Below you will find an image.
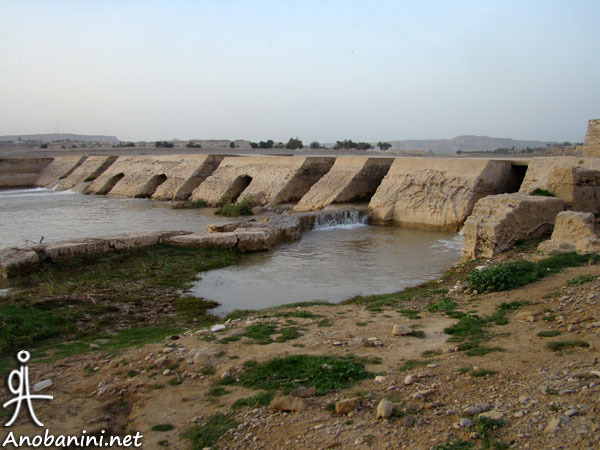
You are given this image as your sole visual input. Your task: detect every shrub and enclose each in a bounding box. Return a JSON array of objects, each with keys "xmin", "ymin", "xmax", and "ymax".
[
  {"xmin": 466, "ymin": 253, "xmax": 591, "ymax": 293},
  {"xmin": 285, "ymin": 137, "xmax": 303, "ymax": 150}
]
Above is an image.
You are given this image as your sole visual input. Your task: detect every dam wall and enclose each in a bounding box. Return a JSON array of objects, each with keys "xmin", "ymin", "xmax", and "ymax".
[
  {"xmin": 293, "ymin": 157, "xmax": 393, "ymax": 212},
  {"xmin": 34, "ymin": 155, "xmax": 86, "ymax": 187},
  {"xmin": 56, "ymin": 156, "xmax": 118, "ymax": 191},
  {"xmin": 368, "ymin": 158, "xmax": 523, "ymax": 231},
  {"xmin": 189, "ymin": 156, "xmax": 335, "ymax": 206},
  {"xmin": 85, "ymin": 155, "xmax": 225, "ymax": 199},
  {"xmin": 0, "ymin": 157, "xmax": 52, "ymax": 189}
]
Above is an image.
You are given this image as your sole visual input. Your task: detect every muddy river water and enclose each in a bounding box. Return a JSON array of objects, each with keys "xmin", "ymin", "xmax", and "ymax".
[{"xmin": 1, "ymin": 188, "xmax": 461, "ymax": 313}]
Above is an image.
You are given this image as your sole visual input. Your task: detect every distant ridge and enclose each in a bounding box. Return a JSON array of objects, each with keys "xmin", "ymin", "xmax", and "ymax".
[
  {"xmin": 386, "ymin": 135, "xmax": 553, "ymax": 153},
  {"xmin": 0, "ymin": 133, "xmax": 119, "ymax": 143}
]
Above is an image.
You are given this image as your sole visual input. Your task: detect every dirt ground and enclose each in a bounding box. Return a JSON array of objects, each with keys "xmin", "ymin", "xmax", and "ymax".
[{"xmin": 2, "ymin": 259, "xmax": 600, "ymax": 449}]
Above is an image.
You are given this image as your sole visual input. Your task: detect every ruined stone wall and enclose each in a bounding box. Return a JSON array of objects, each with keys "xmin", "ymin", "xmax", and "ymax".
[
  {"xmin": 0, "ymin": 157, "xmax": 52, "ymax": 188},
  {"xmin": 293, "ymin": 157, "xmax": 393, "ymax": 212},
  {"xmin": 583, "ymin": 119, "xmax": 600, "ymax": 156},
  {"xmin": 190, "ymin": 156, "xmax": 335, "ymax": 206},
  {"xmin": 368, "ymin": 158, "xmax": 519, "ymax": 231},
  {"xmin": 519, "ymin": 157, "xmax": 600, "ymax": 213}
]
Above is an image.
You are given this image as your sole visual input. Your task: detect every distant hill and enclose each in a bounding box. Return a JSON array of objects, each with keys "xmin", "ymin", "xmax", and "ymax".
[
  {"xmin": 386, "ymin": 135, "xmax": 553, "ymax": 153},
  {"xmin": 0, "ymin": 133, "xmax": 119, "ymax": 144}
]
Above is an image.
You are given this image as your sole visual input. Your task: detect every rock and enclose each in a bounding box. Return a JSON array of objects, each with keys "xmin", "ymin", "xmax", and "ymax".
[
  {"xmin": 270, "ymin": 395, "xmax": 312, "ymax": 412},
  {"xmin": 33, "ymin": 379, "xmax": 53, "ymax": 392},
  {"xmin": 367, "ymin": 337, "xmax": 383, "ymax": 347},
  {"xmin": 392, "ymin": 325, "xmax": 413, "ymax": 336},
  {"xmin": 375, "ymin": 376, "xmax": 387, "ymax": 383},
  {"xmin": 163, "ymin": 369, "xmax": 171, "ymax": 376},
  {"xmin": 290, "ymin": 386, "xmax": 316, "ymax": 398},
  {"xmin": 539, "ymin": 210, "xmax": 600, "ymax": 255},
  {"xmin": 544, "ymin": 417, "xmax": 562, "ymax": 434},
  {"xmin": 89, "ymin": 343, "xmax": 100, "ymax": 350},
  {"xmin": 335, "ymin": 398, "xmax": 361, "ymax": 415},
  {"xmin": 459, "ymin": 418, "xmax": 473, "ymax": 428},
  {"xmin": 404, "ymin": 375, "xmax": 416, "ymax": 385},
  {"xmin": 163, "ymin": 347, "xmax": 174, "ymax": 354},
  {"xmin": 417, "ymin": 371, "xmax": 430, "ymax": 378},
  {"xmin": 463, "ymin": 403, "xmax": 492, "ymax": 416},
  {"xmin": 515, "ymin": 311, "xmax": 540, "ymax": 322},
  {"xmin": 559, "ymin": 389, "xmax": 575, "ymax": 396},
  {"xmin": 402, "ymin": 415, "xmax": 417, "ymax": 428},
  {"xmin": 565, "ymin": 408, "xmax": 579, "ymax": 417},
  {"xmin": 376, "ymin": 399, "xmax": 394, "ymax": 419},
  {"xmin": 155, "ymin": 356, "xmax": 169, "ymax": 366},
  {"xmin": 210, "ymin": 324, "xmax": 226, "ymax": 332},
  {"xmin": 461, "ymin": 193, "xmax": 564, "ymax": 261},
  {"xmin": 411, "ymin": 389, "xmax": 435, "ymax": 400},
  {"xmin": 479, "ymin": 410, "xmax": 504, "ymax": 421}
]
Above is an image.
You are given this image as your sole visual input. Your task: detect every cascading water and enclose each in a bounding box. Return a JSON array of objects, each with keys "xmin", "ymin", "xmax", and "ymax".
[{"xmin": 312, "ymin": 209, "xmax": 368, "ymax": 230}]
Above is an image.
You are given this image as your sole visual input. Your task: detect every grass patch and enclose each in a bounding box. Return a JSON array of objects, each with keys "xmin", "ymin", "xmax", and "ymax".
[
  {"xmin": 231, "ymin": 391, "xmax": 273, "ymax": 409},
  {"xmin": 433, "ymin": 440, "xmax": 474, "ymax": 449},
  {"xmin": 317, "ymin": 318, "xmax": 332, "ymax": 327},
  {"xmin": 466, "ymin": 253, "xmax": 592, "ymax": 293},
  {"xmin": 537, "ymin": 330, "xmax": 561, "ymax": 338},
  {"xmin": 567, "ymin": 274, "xmax": 596, "ymax": 286},
  {"xmin": 1, "ymin": 245, "xmax": 239, "ymax": 359},
  {"xmin": 547, "ymin": 340, "xmax": 589, "ymax": 352},
  {"xmin": 221, "ymin": 323, "xmax": 303, "ymax": 345},
  {"xmin": 233, "ymin": 355, "xmax": 373, "ymax": 394},
  {"xmin": 206, "ymin": 387, "xmax": 229, "ymax": 397},
  {"xmin": 181, "ymin": 413, "xmax": 238, "ymax": 449},
  {"xmin": 342, "ymin": 281, "xmax": 439, "ymax": 311},
  {"xmin": 172, "ymin": 199, "xmax": 207, "ymax": 209},
  {"xmin": 356, "ymin": 322, "xmax": 367, "ymax": 327},
  {"xmin": 152, "ymin": 424, "xmax": 174, "ymax": 432},
  {"xmin": 215, "ymin": 196, "xmax": 256, "ymax": 216},
  {"xmin": 397, "ymin": 309, "xmax": 422, "ymax": 320},
  {"xmin": 399, "ymin": 360, "xmax": 426, "ymax": 372},
  {"xmin": 421, "ymin": 349, "xmax": 442, "ymax": 357},
  {"xmin": 425, "ymin": 298, "xmax": 457, "ymax": 313}
]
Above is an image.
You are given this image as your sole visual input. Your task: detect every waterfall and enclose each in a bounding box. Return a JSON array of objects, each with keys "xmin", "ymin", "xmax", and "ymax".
[{"xmin": 312, "ymin": 209, "xmax": 368, "ymax": 230}]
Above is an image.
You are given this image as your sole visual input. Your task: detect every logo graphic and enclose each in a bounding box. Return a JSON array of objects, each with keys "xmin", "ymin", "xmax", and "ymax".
[{"xmin": 3, "ymin": 350, "xmax": 53, "ymax": 427}]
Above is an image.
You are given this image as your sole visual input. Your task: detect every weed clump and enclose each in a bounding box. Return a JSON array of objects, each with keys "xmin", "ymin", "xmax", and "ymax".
[
  {"xmin": 567, "ymin": 274, "xmax": 596, "ymax": 286},
  {"xmin": 215, "ymin": 196, "xmax": 256, "ymax": 216},
  {"xmin": 537, "ymin": 330, "xmax": 561, "ymax": 338}
]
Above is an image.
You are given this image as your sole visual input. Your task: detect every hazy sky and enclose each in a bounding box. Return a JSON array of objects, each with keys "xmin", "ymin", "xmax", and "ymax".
[{"xmin": 1, "ymin": 0, "xmax": 599, "ymax": 142}]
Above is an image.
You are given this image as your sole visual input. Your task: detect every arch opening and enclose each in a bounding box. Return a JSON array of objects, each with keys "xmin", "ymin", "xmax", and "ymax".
[
  {"xmin": 136, "ymin": 173, "xmax": 168, "ymax": 198},
  {"xmin": 95, "ymin": 173, "xmax": 124, "ymax": 195}
]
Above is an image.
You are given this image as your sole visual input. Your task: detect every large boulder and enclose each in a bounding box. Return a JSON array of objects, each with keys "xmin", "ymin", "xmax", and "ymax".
[
  {"xmin": 0, "ymin": 248, "xmax": 40, "ymax": 278},
  {"xmin": 461, "ymin": 193, "xmax": 564, "ymax": 261},
  {"xmin": 538, "ymin": 211, "xmax": 600, "ymax": 254}
]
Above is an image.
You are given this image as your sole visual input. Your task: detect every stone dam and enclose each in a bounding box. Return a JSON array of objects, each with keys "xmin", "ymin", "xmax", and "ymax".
[{"xmin": 1, "ymin": 119, "xmax": 600, "ymax": 277}]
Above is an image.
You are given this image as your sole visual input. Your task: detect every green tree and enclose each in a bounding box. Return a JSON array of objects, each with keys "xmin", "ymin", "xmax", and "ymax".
[
  {"xmin": 309, "ymin": 141, "xmax": 321, "ymax": 149},
  {"xmin": 377, "ymin": 142, "xmax": 391, "ymax": 151},
  {"xmin": 286, "ymin": 137, "xmax": 303, "ymax": 150}
]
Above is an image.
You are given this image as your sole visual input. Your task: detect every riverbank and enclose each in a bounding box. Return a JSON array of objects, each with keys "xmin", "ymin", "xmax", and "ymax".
[{"xmin": 2, "ymin": 242, "xmax": 599, "ymax": 449}]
